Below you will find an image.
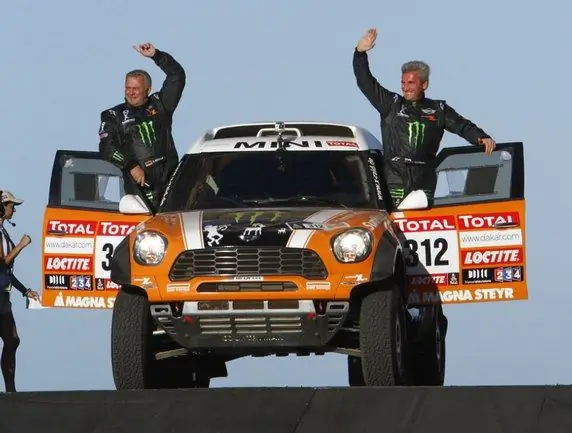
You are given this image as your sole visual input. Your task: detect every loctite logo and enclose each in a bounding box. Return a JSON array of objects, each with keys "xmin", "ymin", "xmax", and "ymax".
[
  {"xmin": 44, "ymin": 256, "xmax": 93, "ymax": 272},
  {"xmin": 408, "ymin": 274, "xmax": 448, "ymax": 285},
  {"xmin": 97, "ymin": 222, "xmax": 138, "ymax": 236},
  {"xmin": 393, "ymin": 216, "xmax": 456, "ymax": 232},
  {"xmin": 457, "ymin": 212, "xmax": 520, "ymax": 230},
  {"xmin": 462, "ymin": 248, "xmax": 522, "ymax": 265},
  {"xmin": 47, "ymin": 220, "xmax": 97, "ymax": 236}
]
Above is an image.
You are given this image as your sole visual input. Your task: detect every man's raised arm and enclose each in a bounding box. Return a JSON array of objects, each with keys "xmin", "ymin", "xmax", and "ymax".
[{"xmin": 353, "ymin": 28, "xmax": 398, "ymax": 118}]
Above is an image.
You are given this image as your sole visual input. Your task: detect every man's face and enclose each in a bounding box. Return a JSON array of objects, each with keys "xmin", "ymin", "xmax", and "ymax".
[
  {"xmin": 401, "ymin": 71, "xmax": 428, "ymax": 101},
  {"xmin": 124, "ymin": 75, "xmax": 149, "ymax": 107},
  {"xmin": 2, "ymin": 202, "xmax": 15, "ymax": 220}
]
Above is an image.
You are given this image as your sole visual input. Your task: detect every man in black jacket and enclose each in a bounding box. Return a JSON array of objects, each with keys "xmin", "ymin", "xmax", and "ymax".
[
  {"xmin": 353, "ymin": 28, "xmax": 496, "ymax": 208},
  {"xmin": 98, "ymin": 42, "xmax": 186, "ymax": 209}
]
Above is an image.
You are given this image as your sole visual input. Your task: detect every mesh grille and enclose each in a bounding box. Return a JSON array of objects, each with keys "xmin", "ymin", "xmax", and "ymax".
[{"xmin": 169, "ymin": 247, "xmax": 328, "ymax": 281}]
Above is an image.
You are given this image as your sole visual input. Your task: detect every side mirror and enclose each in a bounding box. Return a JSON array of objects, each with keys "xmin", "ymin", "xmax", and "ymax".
[
  {"xmin": 119, "ymin": 194, "xmax": 151, "ymax": 215},
  {"xmin": 396, "ymin": 190, "xmax": 429, "ymax": 211}
]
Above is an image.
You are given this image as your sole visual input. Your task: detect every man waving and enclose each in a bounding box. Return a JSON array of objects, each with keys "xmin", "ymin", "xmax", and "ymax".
[
  {"xmin": 353, "ymin": 28, "xmax": 496, "ymax": 208},
  {"xmin": 98, "ymin": 42, "xmax": 186, "ymax": 209}
]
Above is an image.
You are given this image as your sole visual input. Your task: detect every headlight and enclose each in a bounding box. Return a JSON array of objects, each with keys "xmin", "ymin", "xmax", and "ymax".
[
  {"xmin": 134, "ymin": 231, "xmax": 167, "ymax": 265},
  {"xmin": 332, "ymin": 229, "xmax": 373, "ymax": 263}
]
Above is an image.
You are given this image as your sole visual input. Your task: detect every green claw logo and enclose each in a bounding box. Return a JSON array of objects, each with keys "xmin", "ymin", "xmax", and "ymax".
[
  {"xmin": 407, "ymin": 121, "xmax": 425, "ymax": 148},
  {"xmin": 137, "ymin": 121, "xmax": 156, "ymax": 146}
]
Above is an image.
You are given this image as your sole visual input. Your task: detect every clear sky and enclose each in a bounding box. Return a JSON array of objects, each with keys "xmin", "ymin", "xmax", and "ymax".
[{"xmin": 1, "ymin": 0, "xmax": 570, "ymax": 391}]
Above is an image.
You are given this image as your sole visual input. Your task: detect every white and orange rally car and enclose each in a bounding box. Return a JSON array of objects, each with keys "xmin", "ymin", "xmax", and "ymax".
[{"xmin": 40, "ymin": 121, "xmax": 527, "ymax": 389}]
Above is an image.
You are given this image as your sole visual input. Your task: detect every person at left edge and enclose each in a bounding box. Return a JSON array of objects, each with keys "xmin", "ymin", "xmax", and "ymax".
[
  {"xmin": 0, "ymin": 191, "xmax": 39, "ymax": 393},
  {"xmin": 98, "ymin": 42, "xmax": 186, "ymax": 209}
]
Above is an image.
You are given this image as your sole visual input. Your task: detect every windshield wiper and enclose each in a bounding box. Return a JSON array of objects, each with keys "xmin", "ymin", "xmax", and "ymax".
[{"xmin": 243, "ymin": 196, "xmax": 348, "ymax": 208}]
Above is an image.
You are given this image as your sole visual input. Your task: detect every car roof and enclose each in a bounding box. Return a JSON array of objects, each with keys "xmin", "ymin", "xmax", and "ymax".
[{"xmin": 184, "ymin": 121, "xmax": 383, "ymax": 154}]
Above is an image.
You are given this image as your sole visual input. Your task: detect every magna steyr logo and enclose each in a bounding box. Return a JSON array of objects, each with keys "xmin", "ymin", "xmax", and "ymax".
[
  {"xmin": 407, "ymin": 121, "xmax": 425, "ymax": 148},
  {"xmin": 137, "ymin": 120, "xmax": 156, "ymax": 146}
]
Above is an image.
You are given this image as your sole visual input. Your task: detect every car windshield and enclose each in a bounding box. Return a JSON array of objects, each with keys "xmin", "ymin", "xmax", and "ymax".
[{"xmin": 160, "ymin": 150, "xmax": 379, "ymax": 211}]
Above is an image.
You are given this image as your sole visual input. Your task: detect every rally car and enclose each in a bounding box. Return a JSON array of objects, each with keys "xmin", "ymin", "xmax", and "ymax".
[{"xmin": 40, "ymin": 121, "xmax": 527, "ymax": 389}]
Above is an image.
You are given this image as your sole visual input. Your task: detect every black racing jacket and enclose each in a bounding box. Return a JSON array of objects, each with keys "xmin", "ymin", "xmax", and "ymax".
[
  {"xmin": 353, "ymin": 49, "xmax": 490, "ymax": 186},
  {"xmin": 98, "ymin": 49, "xmax": 186, "ymax": 195}
]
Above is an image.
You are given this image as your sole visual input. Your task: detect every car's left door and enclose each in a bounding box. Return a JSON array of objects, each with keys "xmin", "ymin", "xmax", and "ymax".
[
  {"xmin": 390, "ymin": 142, "xmax": 527, "ymax": 307},
  {"xmin": 40, "ymin": 150, "xmax": 151, "ymax": 309}
]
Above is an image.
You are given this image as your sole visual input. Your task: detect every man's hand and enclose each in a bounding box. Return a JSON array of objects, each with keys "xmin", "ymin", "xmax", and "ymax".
[
  {"xmin": 130, "ymin": 166, "xmax": 146, "ymax": 186},
  {"xmin": 133, "ymin": 43, "xmax": 157, "ymax": 58},
  {"xmin": 19, "ymin": 235, "xmax": 31, "ymax": 248},
  {"xmin": 479, "ymin": 137, "xmax": 496, "ymax": 155},
  {"xmin": 356, "ymin": 28, "xmax": 377, "ymax": 52},
  {"xmin": 26, "ymin": 290, "xmax": 39, "ymax": 301}
]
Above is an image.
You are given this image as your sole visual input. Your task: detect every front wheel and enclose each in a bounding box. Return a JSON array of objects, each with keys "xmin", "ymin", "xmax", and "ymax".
[
  {"xmin": 359, "ymin": 278, "xmax": 411, "ymax": 386},
  {"xmin": 111, "ymin": 288, "xmax": 154, "ymax": 390}
]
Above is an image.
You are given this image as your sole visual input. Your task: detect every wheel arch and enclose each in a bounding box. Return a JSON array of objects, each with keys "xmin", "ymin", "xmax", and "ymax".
[{"xmin": 349, "ymin": 233, "xmax": 404, "ymax": 305}]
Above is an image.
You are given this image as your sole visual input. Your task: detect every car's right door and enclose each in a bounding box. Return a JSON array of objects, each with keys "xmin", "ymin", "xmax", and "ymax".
[
  {"xmin": 39, "ymin": 150, "xmax": 151, "ymax": 309},
  {"xmin": 390, "ymin": 142, "xmax": 527, "ymax": 306}
]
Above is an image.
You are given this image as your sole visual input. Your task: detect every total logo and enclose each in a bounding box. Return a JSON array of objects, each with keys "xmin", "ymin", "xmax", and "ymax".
[
  {"xmin": 393, "ymin": 216, "xmax": 456, "ymax": 233},
  {"xmin": 97, "ymin": 221, "xmax": 138, "ymax": 236},
  {"xmin": 457, "ymin": 212, "xmax": 520, "ymax": 230},
  {"xmin": 47, "ymin": 220, "xmax": 97, "ymax": 236}
]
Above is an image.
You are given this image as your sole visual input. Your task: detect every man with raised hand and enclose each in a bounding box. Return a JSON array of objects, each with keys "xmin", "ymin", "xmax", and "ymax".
[
  {"xmin": 353, "ymin": 28, "xmax": 496, "ymax": 208},
  {"xmin": 98, "ymin": 42, "xmax": 186, "ymax": 210}
]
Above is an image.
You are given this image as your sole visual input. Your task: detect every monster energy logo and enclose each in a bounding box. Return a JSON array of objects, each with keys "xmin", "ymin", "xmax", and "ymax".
[
  {"xmin": 137, "ymin": 120, "xmax": 156, "ymax": 146},
  {"xmin": 232, "ymin": 211, "xmax": 288, "ymax": 224},
  {"xmin": 407, "ymin": 121, "xmax": 425, "ymax": 148}
]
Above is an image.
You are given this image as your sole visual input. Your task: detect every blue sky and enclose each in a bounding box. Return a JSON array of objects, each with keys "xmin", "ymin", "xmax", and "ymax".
[{"xmin": 1, "ymin": 0, "xmax": 570, "ymax": 391}]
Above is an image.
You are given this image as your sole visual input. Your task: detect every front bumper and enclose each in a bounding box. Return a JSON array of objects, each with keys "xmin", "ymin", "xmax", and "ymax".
[{"xmin": 150, "ymin": 299, "xmax": 349, "ymax": 351}]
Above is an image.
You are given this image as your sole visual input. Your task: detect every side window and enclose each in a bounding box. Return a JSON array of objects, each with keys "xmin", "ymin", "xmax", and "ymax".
[
  {"xmin": 433, "ymin": 149, "xmax": 514, "ymax": 207},
  {"xmin": 59, "ymin": 155, "xmax": 126, "ymax": 211}
]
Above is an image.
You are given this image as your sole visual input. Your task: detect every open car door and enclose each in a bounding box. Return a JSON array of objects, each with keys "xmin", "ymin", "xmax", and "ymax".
[
  {"xmin": 40, "ymin": 150, "xmax": 151, "ymax": 309},
  {"xmin": 390, "ymin": 142, "xmax": 527, "ymax": 306}
]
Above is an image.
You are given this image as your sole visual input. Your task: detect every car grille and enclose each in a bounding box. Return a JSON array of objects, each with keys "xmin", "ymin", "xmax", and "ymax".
[{"xmin": 169, "ymin": 247, "xmax": 328, "ymax": 281}]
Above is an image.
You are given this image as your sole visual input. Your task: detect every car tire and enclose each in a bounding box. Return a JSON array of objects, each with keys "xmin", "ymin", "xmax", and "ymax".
[
  {"xmin": 111, "ymin": 287, "xmax": 154, "ymax": 390},
  {"xmin": 347, "ymin": 355, "xmax": 366, "ymax": 386},
  {"xmin": 359, "ymin": 277, "xmax": 411, "ymax": 386},
  {"xmin": 411, "ymin": 305, "xmax": 447, "ymax": 386}
]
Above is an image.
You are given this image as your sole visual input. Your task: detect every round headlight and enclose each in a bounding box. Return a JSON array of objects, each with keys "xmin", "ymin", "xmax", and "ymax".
[
  {"xmin": 332, "ymin": 229, "xmax": 373, "ymax": 263},
  {"xmin": 134, "ymin": 231, "xmax": 167, "ymax": 265}
]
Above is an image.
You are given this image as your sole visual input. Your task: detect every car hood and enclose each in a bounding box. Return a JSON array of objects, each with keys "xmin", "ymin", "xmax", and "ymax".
[{"xmin": 142, "ymin": 207, "xmax": 391, "ymax": 249}]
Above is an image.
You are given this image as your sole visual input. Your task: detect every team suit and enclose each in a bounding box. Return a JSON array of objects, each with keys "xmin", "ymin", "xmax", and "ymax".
[
  {"xmin": 353, "ymin": 49, "xmax": 491, "ymax": 208},
  {"xmin": 98, "ymin": 50, "xmax": 186, "ymax": 209}
]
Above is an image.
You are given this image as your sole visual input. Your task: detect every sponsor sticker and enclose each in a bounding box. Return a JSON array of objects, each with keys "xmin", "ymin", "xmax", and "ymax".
[
  {"xmin": 45, "ymin": 274, "xmax": 69, "ymax": 290},
  {"xmin": 44, "ymin": 256, "xmax": 93, "ymax": 272},
  {"xmin": 53, "ymin": 291, "xmax": 116, "ymax": 309},
  {"xmin": 166, "ymin": 283, "xmax": 190, "ymax": 293},
  {"xmin": 94, "ymin": 222, "xmax": 138, "ymax": 280},
  {"xmin": 457, "ymin": 212, "xmax": 520, "ymax": 230},
  {"xmin": 407, "ymin": 287, "xmax": 517, "ymax": 305},
  {"xmin": 396, "ymin": 216, "xmax": 460, "ymax": 276},
  {"xmin": 46, "ymin": 220, "xmax": 97, "ymax": 236},
  {"xmin": 44, "ymin": 237, "xmax": 95, "ymax": 255},
  {"xmin": 306, "ymin": 281, "xmax": 331, "ymax": 290},
  {"xmin": 70, "ymin": 275, "xmax": 93, "ymax": 291},
  {"xmin": 462, "ymin": 248, "xmax": 523, "ymax": 266},
  {"xmin": 459, "ymin": 229, "xmax": 522, "ymax": 248}
]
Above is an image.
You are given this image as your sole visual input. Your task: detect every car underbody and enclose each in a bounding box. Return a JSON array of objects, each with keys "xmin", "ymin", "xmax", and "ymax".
[{"xmin": 111, "ymin": 276, "xmax": 447, "ymax": 389}]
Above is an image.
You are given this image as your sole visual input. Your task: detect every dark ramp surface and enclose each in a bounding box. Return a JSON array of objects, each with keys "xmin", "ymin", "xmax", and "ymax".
[{"xmin": 1, "ymin": 386, "xmax": 572, "ymax": 433}]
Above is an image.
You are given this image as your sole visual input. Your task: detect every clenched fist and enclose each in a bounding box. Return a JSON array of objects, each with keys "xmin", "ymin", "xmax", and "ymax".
[
  {"xmin": 19, "ymin": 234, "xmax": 31, "ymax": 247},
  {"xmin": 133, "ymin": 42, "xmax": 157, "ymax": 58},
  {"xmin": 356, "ymin": 28, "xmax": 378, "ymax": 52}
]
